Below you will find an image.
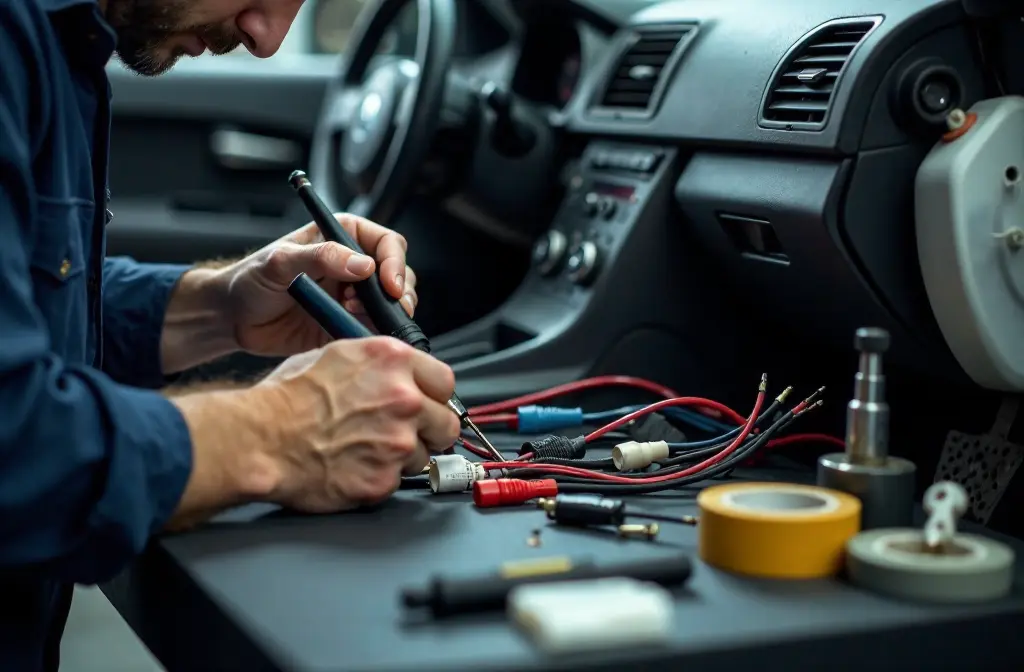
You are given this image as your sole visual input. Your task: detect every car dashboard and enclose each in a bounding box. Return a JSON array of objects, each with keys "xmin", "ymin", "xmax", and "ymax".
[{"xmin": 443, "ymin": 0, "xmax": 989, "ymax": 387}]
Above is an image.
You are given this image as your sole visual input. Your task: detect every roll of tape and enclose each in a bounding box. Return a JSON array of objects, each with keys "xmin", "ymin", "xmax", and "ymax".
[
  {"xmin": 697, "ymin": 482, "xmax": 861, "ymax": 579},
  {"xmin": 846, "ymin": 529, "xmax": 1015, "ymax": 603}
]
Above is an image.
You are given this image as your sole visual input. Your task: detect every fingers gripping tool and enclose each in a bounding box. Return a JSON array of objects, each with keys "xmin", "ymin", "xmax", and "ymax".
[{"xmin": 285, "ymin": 171, "xmax": 502, "ymax": 461}]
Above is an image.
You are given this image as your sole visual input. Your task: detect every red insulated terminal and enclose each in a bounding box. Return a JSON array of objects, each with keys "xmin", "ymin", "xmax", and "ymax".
[{"xmin": 472, "ymin": 479, "xmax": 558, "ymax": 508}]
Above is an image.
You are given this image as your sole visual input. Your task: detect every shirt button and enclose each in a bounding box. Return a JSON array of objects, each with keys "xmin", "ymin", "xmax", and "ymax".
[{"xmin": 59, "ymin": 259, "xmax": 71, "ymax": 277}]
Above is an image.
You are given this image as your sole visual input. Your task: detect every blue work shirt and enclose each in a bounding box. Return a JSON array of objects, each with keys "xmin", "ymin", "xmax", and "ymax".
[{"xmin": 0, "ymin": 1, "xmax": 195, "ymax": 669}]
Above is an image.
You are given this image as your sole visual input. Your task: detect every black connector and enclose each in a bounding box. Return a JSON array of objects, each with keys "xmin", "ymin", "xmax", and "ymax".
[
  {"xmin": 539, "ymin": 494, "xmax": 700, "ymax": 528},
  {"xmin": 539, "ymin": 494, "xmax": 626, "ymax": 527},
  {"xmin": 628, "ymin": 413, "xmax": 687, "ymax": 444},
  {"xmin": 518, "ymin": 435, "xmax": 586, "ymax": 460}
]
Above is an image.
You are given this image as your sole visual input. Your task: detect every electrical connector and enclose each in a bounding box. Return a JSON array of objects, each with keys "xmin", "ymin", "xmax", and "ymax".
[
  {"xmin": 538, "ymin": 494, "xmax": 627, "ymax": 527},
  {"xmin": 627, "ymin": 413, "xmax": 687, "ymax": 444},
  {"xmin": 517, "ymin": 406, "xmax": 584, "ymax": 433},
  {"xmin": 472, "ymin": 479, "xmax": 558, "ymax": 508},
  {"xmin": 612, "ymin": 440, "xmax": 670, "ymax": 471},
  {"xmin": 518, "ymin": 434, "xmax": 587, "ymax": 459},
  {"xmin": 428, "ymin": 454, "xmax": 487, "ymax": 494}
]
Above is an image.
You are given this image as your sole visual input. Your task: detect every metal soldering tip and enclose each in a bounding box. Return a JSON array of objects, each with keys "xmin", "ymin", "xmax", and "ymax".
[{"xmin": 463, "ymin": 417, "xmax": 504, "ymax": 462}]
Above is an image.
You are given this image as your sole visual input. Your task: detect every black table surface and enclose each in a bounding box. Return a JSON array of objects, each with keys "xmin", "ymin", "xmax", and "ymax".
[{"xmin": 102, "ymin": 449, "xmax": 1024, "ymax": 672}]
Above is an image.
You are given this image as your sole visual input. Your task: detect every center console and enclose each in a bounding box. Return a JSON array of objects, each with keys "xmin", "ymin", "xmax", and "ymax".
[{"xmin": 432, "ymin": 141, "xmax": 746, "ymax": 404}]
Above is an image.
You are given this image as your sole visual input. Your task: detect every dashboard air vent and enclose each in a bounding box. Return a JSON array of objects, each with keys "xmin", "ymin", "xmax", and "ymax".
[
  {"xmin": 594, "ymin": 24, "xmax": 695, "ymax": 116},
  {"xmin": 760, "ymin": 17, "xmax": 880, "ymax": 128}
]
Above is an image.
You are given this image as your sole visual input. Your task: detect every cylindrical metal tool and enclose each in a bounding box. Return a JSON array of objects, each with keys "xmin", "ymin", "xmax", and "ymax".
[{"xmin": 817, "ymin": 327, "xmax": 917, "ymax": 530}]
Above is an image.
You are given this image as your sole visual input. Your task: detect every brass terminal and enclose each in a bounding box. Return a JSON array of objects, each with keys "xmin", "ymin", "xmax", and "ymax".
[
  {"xmin": 536, "ymin": 498, "xmax": 556, "ymax": 513},
  {"xmin": 618, "ymin": 523, "xmax": 659, "ymax": 540}
]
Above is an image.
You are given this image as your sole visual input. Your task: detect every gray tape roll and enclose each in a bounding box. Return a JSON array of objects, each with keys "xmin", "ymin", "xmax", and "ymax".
[{"xmin": 846, "ymin": 529, "xmax": 1015, "ymax": 603}]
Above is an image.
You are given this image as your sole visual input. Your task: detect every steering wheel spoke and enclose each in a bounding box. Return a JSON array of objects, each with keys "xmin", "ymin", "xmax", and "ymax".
[
  {"xmin": 325, "ymin": 86, "xmax": 365, "ymax": 133},
  {"xmin": 309, "ymin": 0, "xmax": 457, "ymax": 225}
]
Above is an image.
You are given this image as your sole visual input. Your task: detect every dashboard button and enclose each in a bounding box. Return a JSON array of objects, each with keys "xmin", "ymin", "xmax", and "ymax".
[
  {"xmin": 532, "ymin": 230, "xmax": 568, "ymax": 276},
  {"xmin": 565, "ymin": 240, "xmax": 600, "ymax": 285},
  {"xmin": 582, "ymin": 192, "xmax": 600, "ymax": 217},
  {"xmin": 599, "ymin": 197, "xmax": 617, "ymax": 219}
]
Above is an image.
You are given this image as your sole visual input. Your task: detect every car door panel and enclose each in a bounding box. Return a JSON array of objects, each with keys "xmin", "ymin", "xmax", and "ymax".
[{"xmin": 106, "ymin": 57, "xmax": 336, "ymax": 264}]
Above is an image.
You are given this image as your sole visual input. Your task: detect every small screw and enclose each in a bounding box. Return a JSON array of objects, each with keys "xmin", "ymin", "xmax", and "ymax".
[{"xmin": 526, "ymin": 528, "xmax": 542, "ymax": 548}]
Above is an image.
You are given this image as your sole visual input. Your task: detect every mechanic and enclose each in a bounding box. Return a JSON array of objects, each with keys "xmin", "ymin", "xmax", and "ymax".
[{"xmin": 0, "ymin": 0, "xmax": 462, "ymax": 669}]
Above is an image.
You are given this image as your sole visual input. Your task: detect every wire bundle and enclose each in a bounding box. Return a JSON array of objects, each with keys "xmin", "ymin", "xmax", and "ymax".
[{"xmin": 433, "ymin": 374, "xmax": 844, "ymax": 505}]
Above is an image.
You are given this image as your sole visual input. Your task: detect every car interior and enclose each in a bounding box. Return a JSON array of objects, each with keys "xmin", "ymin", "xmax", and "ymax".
[
  {"xmin": 104, "ymin": 0, "xmax": 1024, "ymax": 536},
  {"xmin": 57, "ymin": 0, "xmax": 1024, "ymax": 667}
]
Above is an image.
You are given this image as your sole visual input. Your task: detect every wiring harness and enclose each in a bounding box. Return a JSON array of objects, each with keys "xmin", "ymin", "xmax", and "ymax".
[{"xmin": 418, "ymin": 374, "xmax": 844, "ymax": 506}]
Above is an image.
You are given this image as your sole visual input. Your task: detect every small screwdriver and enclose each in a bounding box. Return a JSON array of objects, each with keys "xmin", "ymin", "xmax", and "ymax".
[{"xmin": 288, "ymin": 171, "xmax": 502, "ymax": 461}]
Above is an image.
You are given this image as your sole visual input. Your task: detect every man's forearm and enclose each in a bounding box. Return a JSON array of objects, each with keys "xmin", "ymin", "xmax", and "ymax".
[
  {"xmin": 166, "ymin": 386, "xmax": 283, "ymax": 530},
  {"xmin": 160, "ymin": 267, "xmax": 239, "ymax": 375}
]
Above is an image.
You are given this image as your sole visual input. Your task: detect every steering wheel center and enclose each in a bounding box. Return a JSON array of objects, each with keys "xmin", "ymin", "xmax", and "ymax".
[{"xmin": 340, "ymin": 63, "xmax": 406, "ymax": 192}]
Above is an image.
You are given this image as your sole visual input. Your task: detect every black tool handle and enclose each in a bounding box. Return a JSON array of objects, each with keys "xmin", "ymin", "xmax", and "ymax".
[
  {"xmin": 401, "ymin": 553, "xmax": 692, "ymax": 617},
  {"xmin": 288, "ymin": 273, "xmax": 373, "ymax": 340},
  {"xmin": 288, "ymin": 171, "xmax": 430, "ymax": 352}
]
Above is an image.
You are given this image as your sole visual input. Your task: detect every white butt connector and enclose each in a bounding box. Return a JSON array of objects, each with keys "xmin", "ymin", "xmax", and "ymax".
[
  {"xmin": 612, "ymin": 440, "xmax": 670, "ymax": 471},
  {"xmin": 428, "ymin": 454, "xmax": 487, "ymax": 493}
]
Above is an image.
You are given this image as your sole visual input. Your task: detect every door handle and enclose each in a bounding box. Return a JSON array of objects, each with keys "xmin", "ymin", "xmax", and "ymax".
[{"xmin": 210, "ymin": 129, "xmax": 302, "ymax": 171}]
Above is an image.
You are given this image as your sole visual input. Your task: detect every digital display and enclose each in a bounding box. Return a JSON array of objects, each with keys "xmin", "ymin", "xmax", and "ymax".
[{"xmin": 592, "ymin": 182, "xmax": 636, "ymax": 200}]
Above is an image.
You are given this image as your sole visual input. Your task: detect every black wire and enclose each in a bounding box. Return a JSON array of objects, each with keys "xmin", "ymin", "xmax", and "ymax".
[
  {"xmin": 628, "ymin": 511, "xmax": 697, "ymax": 525},
  {"xmin": 551, "ymin": 411, "xmax": 797, "ymax": 495},
  {"xmin": 533, "ymin": 410, "xmax": 792, "ymax": 481},
  {"xmin": 531, "ymin": 457, "xmax": 616, "ymax": 469},
  {"xmin": 663, "ymin": 398, "xmax": 782, "ymax": 454},
  {"xmin": 521, "ymin": 400, "xmax": 782, "ymax": 473}
]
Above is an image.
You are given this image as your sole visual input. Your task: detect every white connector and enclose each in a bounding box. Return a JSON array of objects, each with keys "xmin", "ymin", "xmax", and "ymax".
[
  {"xmin": 612, "ymin": 440, "xmax": 670, "ymax": 471},
  {"xmin": 427, "ymin": 454, "xmax": 487, "ymax": 493}
]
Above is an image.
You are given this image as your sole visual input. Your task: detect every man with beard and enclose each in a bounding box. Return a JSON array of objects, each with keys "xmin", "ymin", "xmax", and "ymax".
[{"xmin": 0, "ymin": 1, "xmax": 462, "ymax": 670}]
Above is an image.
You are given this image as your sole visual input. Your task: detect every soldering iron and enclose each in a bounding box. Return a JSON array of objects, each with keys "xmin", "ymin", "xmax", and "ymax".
[{"xmin": 287, "ymin": 170, "xmax": 501, "ymax": 461}]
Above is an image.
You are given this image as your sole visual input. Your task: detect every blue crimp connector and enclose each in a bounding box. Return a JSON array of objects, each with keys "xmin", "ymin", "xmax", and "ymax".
[{"xmin": 517, "ymin": 405, "xmax": 584, "ymax": 433}]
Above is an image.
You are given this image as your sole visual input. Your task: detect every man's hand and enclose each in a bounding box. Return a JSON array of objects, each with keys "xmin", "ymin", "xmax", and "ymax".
[
  {"xmin": 167, "ymin": 337, "xmax": 461, "ymax": 526},
  {"xmin": 219, "ymin": 214, "xmax": 418, "ymax": 357}
]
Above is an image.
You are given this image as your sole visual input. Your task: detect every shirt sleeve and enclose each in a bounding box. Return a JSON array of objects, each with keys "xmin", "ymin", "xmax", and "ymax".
[
  {"xmin": 0, "ymin": 5, "xmax": 193, "ymax": 585},
  {"xmin": 102, "ymin": 257, "xmax": 190, "ymax": 388}
]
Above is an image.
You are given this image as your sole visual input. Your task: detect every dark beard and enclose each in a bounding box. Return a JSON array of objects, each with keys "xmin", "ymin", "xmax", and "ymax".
[{"xmin": 104, "ymin": 0, "xmax": 242, "ymax": 76}]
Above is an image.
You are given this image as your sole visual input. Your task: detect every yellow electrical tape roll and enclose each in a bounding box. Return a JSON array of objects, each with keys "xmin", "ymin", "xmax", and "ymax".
[{"xmin": 697, "ymin": 482, "xmax": 862, "ymax": 579}]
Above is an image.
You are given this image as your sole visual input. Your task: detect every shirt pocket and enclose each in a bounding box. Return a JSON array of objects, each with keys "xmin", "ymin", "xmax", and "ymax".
[{"xmin": 29, "ymin": 198, "xmax": 92, "ymax": 351}]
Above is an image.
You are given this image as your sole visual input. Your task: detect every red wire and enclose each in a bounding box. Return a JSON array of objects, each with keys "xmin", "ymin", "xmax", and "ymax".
[
  {"xmin": 585, "ymin": 397, "xmax": 744, "ymax": 442},
  {"xmin": 479, "ymin": 387, "xmax": 766, "ymax": 484},
  {"xmin": 467, "ymin": 375, "xmax": 680, "ymax": 415},
  {"xmin": 767, "ymin": 433, "xmax": 844, "ymax": 450},
  {"xmin": 470, "ymin": 413, "xmax": 517, "ymax": 425}
]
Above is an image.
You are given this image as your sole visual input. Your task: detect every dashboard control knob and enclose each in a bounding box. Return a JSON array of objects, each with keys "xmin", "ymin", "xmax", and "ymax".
[
  {"xmin": 532, "ymin": 230, "xmax": 568, "ymax": 276},
  {"xmin": 599, "ymin": 197, "xmax": 617, "ymax": 220},
  {"xmin": 565, "ymin": 240, "xmax": 600, "ymax": 285},
  {"xmin": 892, "ymin": 58, "xmax": 964, "ymax": 133},
  {"xmin": 583, "ymin": 192, "xmax": 600, "ymax": 217}
]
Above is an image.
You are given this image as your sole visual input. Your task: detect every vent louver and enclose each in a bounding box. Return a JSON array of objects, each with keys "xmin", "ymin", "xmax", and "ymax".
[
  {"xmin": 760, "ymin": 18, "xmax": 880, "ymax": 128},
  {"xmin": 595, "ymin": 24, "xmax": 695, "ymax": 115}
]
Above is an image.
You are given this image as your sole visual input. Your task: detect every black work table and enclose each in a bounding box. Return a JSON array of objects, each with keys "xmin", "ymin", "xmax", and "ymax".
[{"xmin": 103, "ymin": 457, "xmax": 1024, "ymax": 672}]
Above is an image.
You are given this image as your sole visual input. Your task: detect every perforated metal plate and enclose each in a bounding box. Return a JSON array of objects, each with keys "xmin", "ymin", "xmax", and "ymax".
[{"xmin": 934, "ymin": 399, "xmax": 1023, "ymax": 525}]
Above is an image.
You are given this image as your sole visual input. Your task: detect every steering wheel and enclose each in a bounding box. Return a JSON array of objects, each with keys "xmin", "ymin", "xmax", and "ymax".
[{"xmin": 309, "ymin": 0, "xmax": 456, "ymax": 225}]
